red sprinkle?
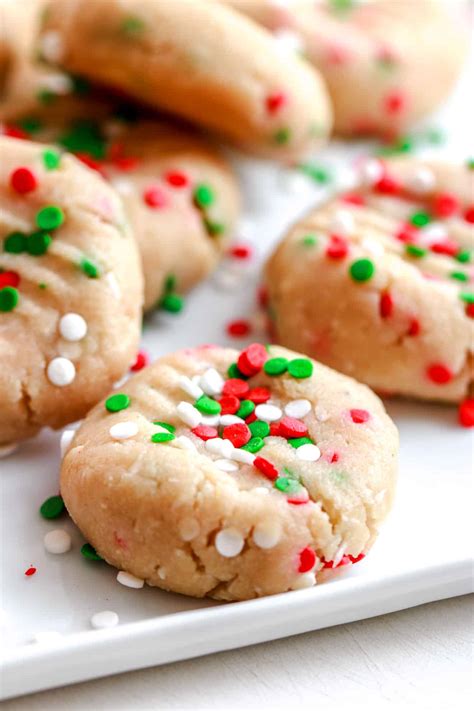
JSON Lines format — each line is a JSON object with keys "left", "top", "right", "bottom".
{"left": 245, "top": 412, "right": 257, "bottom": 424}
{"left": 466, "top": 303, "right": 474, "bottom": 319}
{"left": 383, "top": 89, "right": 406, "bottom": 115}
{"left": 0, "top": 271, "right": 20, "bottom": 288}
{"left": 269, "top": 422, "right": 281, "bottom": 437}
{"left": 130, "top": 350, "right": 148, "bottom": 372}
{"left": 192, "top": 425, "right": 219, "bottom": 441}
{"left": 3, "top": 124, "right": 29, "bottom": 139}
{"left": 24, "top": 566, "right": 37, "bottom": 577}
{"left": 226, "top": 319, "right": 251, "bottom": 338}
{"left": 246, "top": 387, "right": 271, "bottom": 405}
{"left": 143, "top": 186, "right": 168, "bottom": 209}
{"left": 254, "top": 456, "right": 279, "bottom": 481}
{"left": 298, "top": 547, "right": 316, "bottom": 573}
{"left": 237, "top": 343, "right": 267, "bottom": 376}
{"left": 10, "top": 166, "right": 37, "bottom": 194}
{"left": 218, "top": 394, "right": 240, "bottom": 415}
{"left": 258, "top": 285, "right": 269, "bottom": 308}
{"left": 379, "top": 291, "right": 394, "bottom": 319}
{"left": 165, "top": 170, "right": 189, "bottom": 188}
{"left": 464, "top": 206, "right": 474, "bottom": 224}
{"left": 326, "top": 235, "right": 349, "bottom": 260}
{"left": 432, "top": 192, "right": 460, "bottom": 218}
{"left": 112, "top": 156, "right": 139, "bottom": 172}
{"left": 341, "top": 193, "right": 365, "bottom": 206}
{"left": 396, "top": 223, "right": 417, "bottom": 242}
{"left": 278, "top": 416, "right": 308, "bottom": 439}
{"left": 330, "top": 452, "right": 339, "bottom": 463}
{"left": 229, "top": 244, "right": 253, "bottom": 260}
{"left": 222, "top": 423, "right": 251, "bottom": 448}
{"left": 459, "top": 399, "right": 474, "bottom": 428}
{"left": 430, "top": 240, "right": 458, "bottom": 257}
{"left": 426, "top": 363, "right": 453, "bottom": 385}
{"left": 350, "top": 409, "right": 370, "bottom": 424}
{"left": 266, "top": 91, "right": 287, "bottom": 114}
{"left": 287, "top": 489, "right": 310, "bottom": 505}
{"left": 222, "top": 379, "right": 249, "bottom": 399}
{"left": 407, "top": 318, "right": 421, "bottom": 337}
{"left": 75, "top": 153, "right": 105, "bottom": 174}
{"left": 375, "top": 173, "right": 401, "bottom": 195}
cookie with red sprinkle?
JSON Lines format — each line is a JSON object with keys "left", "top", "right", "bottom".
{"left": 60, "top": 344, "right": 398, "bottom": 601}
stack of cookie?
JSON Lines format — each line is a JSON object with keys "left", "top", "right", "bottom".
{"left": 0, "top": 0, "right": 470, "bottom": 600}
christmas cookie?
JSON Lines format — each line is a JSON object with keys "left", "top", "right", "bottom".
{"left": 36, "top": 0, "right": 332, "bottom": 159}
{"left": 265, "top": 158, "right": 473, "bottom": 405}
{"left": 224, "top": 0, "right": 466, "bottom": 138}
{"left": 60, "top": 343, "right": 398, "bottom": 601}
{"left": 0, "top": 136, "right": 143, "bottom": 444}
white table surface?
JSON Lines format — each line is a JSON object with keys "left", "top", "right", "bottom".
{"left": 1, "top": 595, "right": 472, "bottom": 710}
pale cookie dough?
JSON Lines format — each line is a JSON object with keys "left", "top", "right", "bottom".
{"left": 60, "top": 343, "right": 398, "bottom": 601}
{"left": 224, "top": 0, "right": 467, "bottom": 138}
{"left": 265, "top": 158, "right": 474, "bottom": 404}
{"left": 36, "top": 0, "right": 332, "bottom": 160}
{"left": 0, "top": 136, "right": 143, "bottom": 444}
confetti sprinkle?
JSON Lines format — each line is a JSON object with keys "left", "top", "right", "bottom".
{"left": 81, "top": 543, "right": 103, "bottom": 561}
{"left": 459, "top": 399, "right": 474, "bottom": 428}
{"left": 36, "top": 205, "right": 64, "bottom": 231}
{"left": 46, "top": 357, "right": 76, "bottom": 387}
{"left": 215, "top": 528, "right": 244, "bottom": 557}
{"left": 0, "top": 286, "right": 19, "bottom": 312}
{"left": 116, "top": 571, "right": 144, "bottom": 588}
{"left": 110, "top": 421, "right": 139, "bottom": 440}
{"left": 10, "top": 167, "right": 37, "bottom": 194}
{"left": 105, "top": 393, "right": 130, "bottom": 412}
{"left": 426, "top": 363, "right": 453, "bottom": 384}
{"left": 349, "top": 258, "right": 375, "bottom": 282}
{"left": 44, "top": 529, "right": 71, "bottom": 554}
{"left": 59, "top": 313, "right": 87, "bottom": 341}
{"left": 40, "top": 495, "right": 65, "bottom": 519}
{"left": 90, "top": 610, "right": 119, "bottom": 629}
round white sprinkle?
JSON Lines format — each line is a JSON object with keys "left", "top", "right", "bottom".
{"left": 177, "top": 401, "right": 201, "bottom": 428}
{"left": 199, "top": 368, "right": 224, "bottom": 396}
{"left": 291, "top": 572, "right": 317, "bottom": 590}
{"left": 296, "top": 443, "right": 321, "bottom": 462}
{"left": 173, "top": 435, "right": 197, "bottom": 452}
{"left": 220, "top": 414, "right": 245, "bottom": 426}
{"left": 359, "top": 158, "right": 384, "bottom": 186}
{"left": 329, "top": 209, "right": 355, "bottom": 236}
{"left": 33, "top": 630, "right": 63, "bottom": 644}
{"left": 284, "top": 399, "right": 312, "bottom": 419}
{"left": 205, "top": 438, "right": 234, "bottom": 458}
{"left": 253, "top": 486, "right": 270, "bottom": 495}
{"left": 231, "top": 448, "right": 256, "bottom": 465}
{"left": 0, "top": 443, "right": 18, "bottom": 459}
{"left": 39, "top": 31, "right": 64, "bottom": 62}
{"left": 47, "top": 357, "right": 76, "bottom": 387}
{"left": 255, "top": 404, "right": 282, "bottom": 422}
{"left": 273, "top": 29, "right": 304, "bottom": 56}
{"left": 109, "top": 421, "right": 138, "bottom": 440}
{"left": 59, "top": 313, "right": 88, "bottom": 342}
{"left": 278, "top": 169, "right": 314, "bottom": 196}
{"left": 179, "top": 518, "right": 200, "bottom": 541}
{"left": 215, "top": 528, "right": 244, "bottom": 558}
{"left": 200, "top": 414, "right": 220, "bottom": 427}
{"left": 116, "top": 571, "right": 144, "bottom": 589}
{"left": 214, "top": 459, "right": 239, "bottom": 472}
{"left": 60, "top": 429, "right": 75, "bottom": 458}
{"left": 110, "top": 177, "right": 134, "bottom": 196}
{"left": 252, "top": 522, "right": 281, "bottom": 549}
{"left": 406, "top": 167, "right": 436, "bottom": 195}
{"left": 418, "top": 222, "right": 448, "bottom": 246}
{"left": 178, "top": 375, "right": 203, "bottom": 400}
{"left": 90, "top": 611, "right": 119, "bottom": 630}
{"left": 361, "top": 237, "right": 385, "bottom": 258}
{"left": 44, "top": 529, "right": 71, "bottom": 555}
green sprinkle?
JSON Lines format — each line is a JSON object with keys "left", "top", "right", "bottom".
{"left": 298, "top": 163, "right": 331, "bottom": 184}
{"left": 241, "top": 437, "right": 264, "bottom": 454}
{"left": 460, "top": 292, "right": 474, "bottom": 304}
{"left": 27, "top": 232, "right": 52, "bottom": 256}
{"left": 263, "top": 357, "right": 288, "bottom": 376}
{"left": 120, "top": 15, "right": 145, "bottom": 35}
{"left": 160, "top": 293, "right": 184, "bottom": 313}
{"left": 203, "top": 218, "right": 225, "bottom": 236}
{"left": 105, "top": 393, "right": 130, "bottom": 412}
{"left": 426, "top": 127, "right": 445, "bottom": 145}
{"left": 456, "top": 250, "right": 472, "bottom": 264}
{"left": 18, "top": 116, "right": 43, "bottom": 133}
{"left": 70, "top": 75, "right": 91, "bottom": 95}
{"left": 301, "top": 234, "right": 318, "bottom": 247}
{"left": 42, "top": 149, "right": 61, "bottom": 170}
{"left": 288, "top": 358, "right": 313, "bottom": 379}
{"left": 236, "top": 400, "right": 255, "bottom": 419}
{"left": 153, "top": 421, "right": 175, "bottom": 433}
{"left": 450, "top": 271, "right": 468, "bottom": 282}
{"left": 4, "top": 232, "right": 27, "bottom": 253}
{"left": 274, "top": 477, "right": 301, "bottom": 494}
{"left": 40, "top": 495, "right": 64, "bottom": 519}
{"left": 59, "top": 119, "right": 107, "bottom": 160}
{"left": 37, "top": 88, "right": 57, "bottom": 106}
{"left": 80, "top": 258, "right": 100, "bottom": 278}
{"left": 151, "top": 432, "right": 175, "bottom": 443}
{"left": 39, "top": 282, "right": 47, "bottom": 289}
{"left": 349, "top": 258, "right": 375, "bottom": 282}
{"left": 467, "top": 158, "right": 474, "bottom": 170}
{"left": 0, "top": 287, "right": 19, "bottom": 312}
{"left": 194, "top": 184, "right": 215, "bottom": 208}
{"left": 248, "top": 421, "right": 270, "bottom": 438}
{"left": 194, "top": 395, "right": 221, "bottom": 415}
{"left": 288, "top": 436, "right": 313, "bottom": 449}
{"left": 81, "top": 543, "right": 103, "bottom": 561}
{"left": 164, "top": 274, "right": 176, "bottom": 292}
{"left": 36, "top": 205, "right": 64, "bottom": 231}
{"left": 273, "top": 127, "right": 291, "bottom": 145}
{"left": 405, "top": 244, "right": 427, "bottom": 258}
{"left": 410, "top": 211, "right": 431, "bottom": 228}
{"left": 228, "top": 363, "right": 248, "bottom": 379}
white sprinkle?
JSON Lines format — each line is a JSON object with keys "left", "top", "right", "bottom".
{"left": 173, "top": 435, "right": 197, "bottom": 451}
{"left": 253, "top": 486, "right": 270, "bottom": 495}
{"left": 315, "top": 406, "right": 329, "bottom": 422}
{"left": 178, "top": 375, "right": 203, "bottom": 400}
{"left": 278, "top": 168, "right": 314, "bottom": 196}
{"left": 359, "top": 158, "right": 384, "bottom": 186}
{"left": 153, "top": 424, "right": 171, "bottom": 434}
{"left": 205, "top": 438, "right": 234, "bottom": 458}
{"left": 157, "top": 567, "right": 167, "bottom": 580}
{"left": 252, "top": 522, "right": 281, "bottom": 549}
{"left": 59, "top": 313, "right": 87, "bottom": 341}
{"left": 220, "top": 414, "right": 245, "bottom": 426}
{"left": 333, "top": 545, "right": 346, "bottom": 568}
{"left": 213, "top": 268, "right": 242, "bottom": 290}
{"left": 40, "top": 72, "right": 73, "bottom": 95}
{"left": 33, "top": 630, "right": 63, "bottom": 644}
{"left": 117, "top": 571, "right": 144, "bottom": 589}
{"left": 215, "top": 528, "right": 244, "bottom": 558}
{"left": 177, "top": 401, "right": 201, "bottom": 428}
{"left": 255, "top": 404, "right": 282, "bottom": 422}
{"left": 0, "top": 443, "right": 18, "bottom": 459}
{"left": 405, "top": 167, "right": 436, "bottom": 194}
{"left": 296, "top": 443, "right": 321, "bottom": 462}
{"left": 111, "top": 177, "right": 134, "bottom": 195}
{"left": 47, "top": 357, "right": 76, "bottom": 387}
{"left": 214, "top": 459, "right": 239, "bottom": 472}
{"left": 39, "top": 31, "right": 64, "bottom": 62}
{"left": 199, "top": 368, "right": 224, "bottom": 396}
{"left": 418, "top": 222, "right": 448, "bottom": 246}
{"left": 284, "top": 399, "right": 312, "bottom": 419}
{"left": 179, "top": 518, "right": 200, "bottom": 541}
{"left": 105, "top": 272, "right": 122, "bottom": 299}
{"left": 361, "top": 237, "right": 385, "bottom": 258}
{"left": 291, "top": 572, "right": 317, "bottom": 590}
{"left": 60, "top": 429, "right": 75, "bottom": 458}
{"left": 329, "top": 209, "right": 355, "bottom": 236}
{"left": 109, "top": 421, "right": 138, "bottom": 440}
{"left": 44, "top": 529, "right": 71, "bottom": 555}
{"left": 90, "top": 610, "right": 119, "bottom": 630}
{"left": 200, "top": 414, "right": 220, "bottom": 427}
{"left": 273, "top": 29, "right": 304, "bottom": 56}
{"left": 231, "top": 448, "right": 256, "bottom": 465}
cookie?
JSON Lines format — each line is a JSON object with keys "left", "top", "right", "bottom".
{"left": 265, "top": 158, "right": 474, "bottom": 404}
{"left": 0, "top": 136, "right": 143, "bottom": 444}
{"left": 224, "top": 0, "right": 467, "bottom": 138}
{"left": 60, "top": 343, "right": 398, "bottom": 600}
{"left": 36, "top": 0, "right": 332, "bottom": 160}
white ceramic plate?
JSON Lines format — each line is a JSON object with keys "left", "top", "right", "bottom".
{"left": 1, "top": 37, "right": 473, "bottom": 700}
